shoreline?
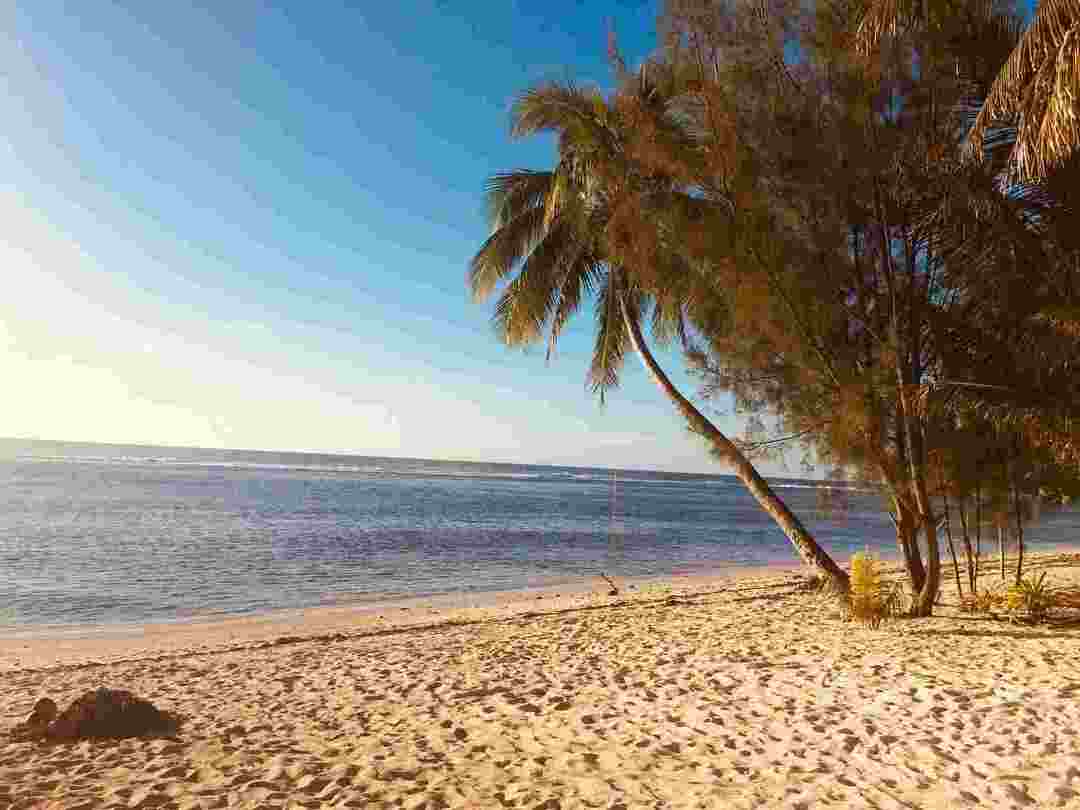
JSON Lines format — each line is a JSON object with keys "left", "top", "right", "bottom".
{"left": 0, "top": 561, "right": 808, "bottom": 672}
{"left": 6, "top": 544, "right": 1080, "bottom": 672}
{"left": 4, "top": 556, "right": 825, "bottom": 633}
{"left": 6, "top": 538, "right": 1080, "bottom": 634}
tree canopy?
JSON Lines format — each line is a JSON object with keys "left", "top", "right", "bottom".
{"left": 471, "top": 0, "right": 1080, "bottom": 614}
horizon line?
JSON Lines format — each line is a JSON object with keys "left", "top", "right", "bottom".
{"left": 0, "top": 434, "right": 839, "bottom": 481}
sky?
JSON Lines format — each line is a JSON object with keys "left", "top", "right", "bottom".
{"left": 0, "top": 0, "right": 814, "bottom": 476}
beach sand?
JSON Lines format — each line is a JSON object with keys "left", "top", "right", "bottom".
{"left": 4, "top": 555, "right": 1080, "bottom": 809}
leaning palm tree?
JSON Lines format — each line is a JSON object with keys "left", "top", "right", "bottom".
{"left": 470, "top": 78, "right": 850, "bottom": 593}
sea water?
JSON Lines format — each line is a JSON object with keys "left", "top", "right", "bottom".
{"left": 1, "top": 437, "right": 1077, "bottom": 627}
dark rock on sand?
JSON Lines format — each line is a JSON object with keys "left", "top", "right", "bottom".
{"left": 13, "top": 697, "right": 58, "bottom": 738}
{"left": 11, "top": 688, "right": 182, "bottom": 741}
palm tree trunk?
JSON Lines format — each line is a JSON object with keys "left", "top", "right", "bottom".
{"left": 618, "top": 296, "right": 850, "bottom": 595}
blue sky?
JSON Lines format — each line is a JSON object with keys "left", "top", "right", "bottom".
{"left": 0, "top": 0, "right": 811, "bottom": 475}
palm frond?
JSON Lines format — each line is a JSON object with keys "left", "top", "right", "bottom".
{"left": 469, "top": 205, "right": 548, "bottom": 302}
{"left": 484, "top": 170, "right": 554, "bottom": 229}
{"left": 475, "top": 64, "right": 711, "bottom": 402}
{"left": 967, "top": 0, "right": 1080, "bottom": 180}
{"left": 546, "top": 250, "right": 604, "bottom": 362}
{"left": 588, "top": 274, "right": 636, "bottom": 401}
{"left": 490, "top": 219, "right": 576, "bottom": 347}
{"left": 543, "top": 168, "right": 570, "bottom": 232}
{"left": 511, "top": 82, "right": 611, "bottom": 146}
{"left": 647, "top": 249, "right": 699, "bottom": 350}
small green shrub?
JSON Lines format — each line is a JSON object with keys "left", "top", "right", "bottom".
{"left": 846, "top": 550, "right": 905, "bottom": 628}
{"left": 1005, "top": 572, "right": 1055, "bottom": 623}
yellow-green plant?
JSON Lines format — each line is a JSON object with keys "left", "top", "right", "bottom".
{"left": 961, "top": 588, "right": 1005, "bottom": 614}
{"left": 1004, "top": 572, "right": 1054, "bottom": 623}
{"left": 847, "top": 550, "right": 905, "bottom": 628}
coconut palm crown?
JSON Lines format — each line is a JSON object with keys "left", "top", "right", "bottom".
{"left": 469, "top": 77, "right": 697, "bottom": 397}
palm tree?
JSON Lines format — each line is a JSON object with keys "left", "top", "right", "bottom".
{"left": 855, "top": 0, "right": 1080, "bottom": 181}
{"left": 469, "top": 78, "right": 851, "bottom": 593}
{"left": 968, "top": 0, "right": 1080, "bottom": 181}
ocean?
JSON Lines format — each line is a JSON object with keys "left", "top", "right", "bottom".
{"left": 2, "top": 437, "right": 1078, "bottom": 628}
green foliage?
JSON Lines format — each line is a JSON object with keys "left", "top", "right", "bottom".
{"left": 654, "top": 0, "right": 1080, "bottom": 617}
{"left": 1004, "top": 572, "right": 1055, "bottom": 623}
{"left": 846, "top": 550, "right": 905, "bottom": 628}
{"left": 470, "top": 78, "right": 712, "bottom": 401}
{"left": 962, "top": 573, "right": 1057, "bottom": 622}
{"left": 475, "top": 0, "right": 1080, "bottom": 611}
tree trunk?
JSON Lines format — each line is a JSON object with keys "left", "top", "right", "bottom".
{"left": 876, "top": 448, "right": 925, "bottom": 596}
{"left": 872, "top": 177, "right": 935, "bottom": 610}
{"left": 908, "top": 490, "right": 940, "bottom": 616}
{"left": 957, "top": 497, "right": 976, "bottom": 594}
{"left": 889, "top": 503, "right": 926, "bottom": 595}
{"left": 942, "top": 494, "right": 963, "bottom": 599}
{"left": 974, "top": 479, "right": 982, "bottom": 592}
{"left": 998, "top": 458, "right": 1008, "bottom": 581}
{"left": 896, "top": 374, "right": 940, "bottom": 617}
{"left": 618, "top": 296, "right": 850, "bottom": 595}
{"left": 888, "top": 419, "right": 926, "bottom": 594}
{"left": 1013, "top": 485, "right": 1025, "bottom": 586}
{"left": 998, "top": 524, "right": 1007, "bottom": 582}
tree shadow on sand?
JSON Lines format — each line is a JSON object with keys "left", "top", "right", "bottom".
{"left": 903, "top": 611, "right": 1080, "bottom": 641}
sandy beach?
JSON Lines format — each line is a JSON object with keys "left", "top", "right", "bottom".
{"left": 5, "top": 555, "right": 1080, "bottom": 809}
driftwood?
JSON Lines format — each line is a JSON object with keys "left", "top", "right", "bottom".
{"left": 600, "top": 572, "right": 620, "bottom": 596}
